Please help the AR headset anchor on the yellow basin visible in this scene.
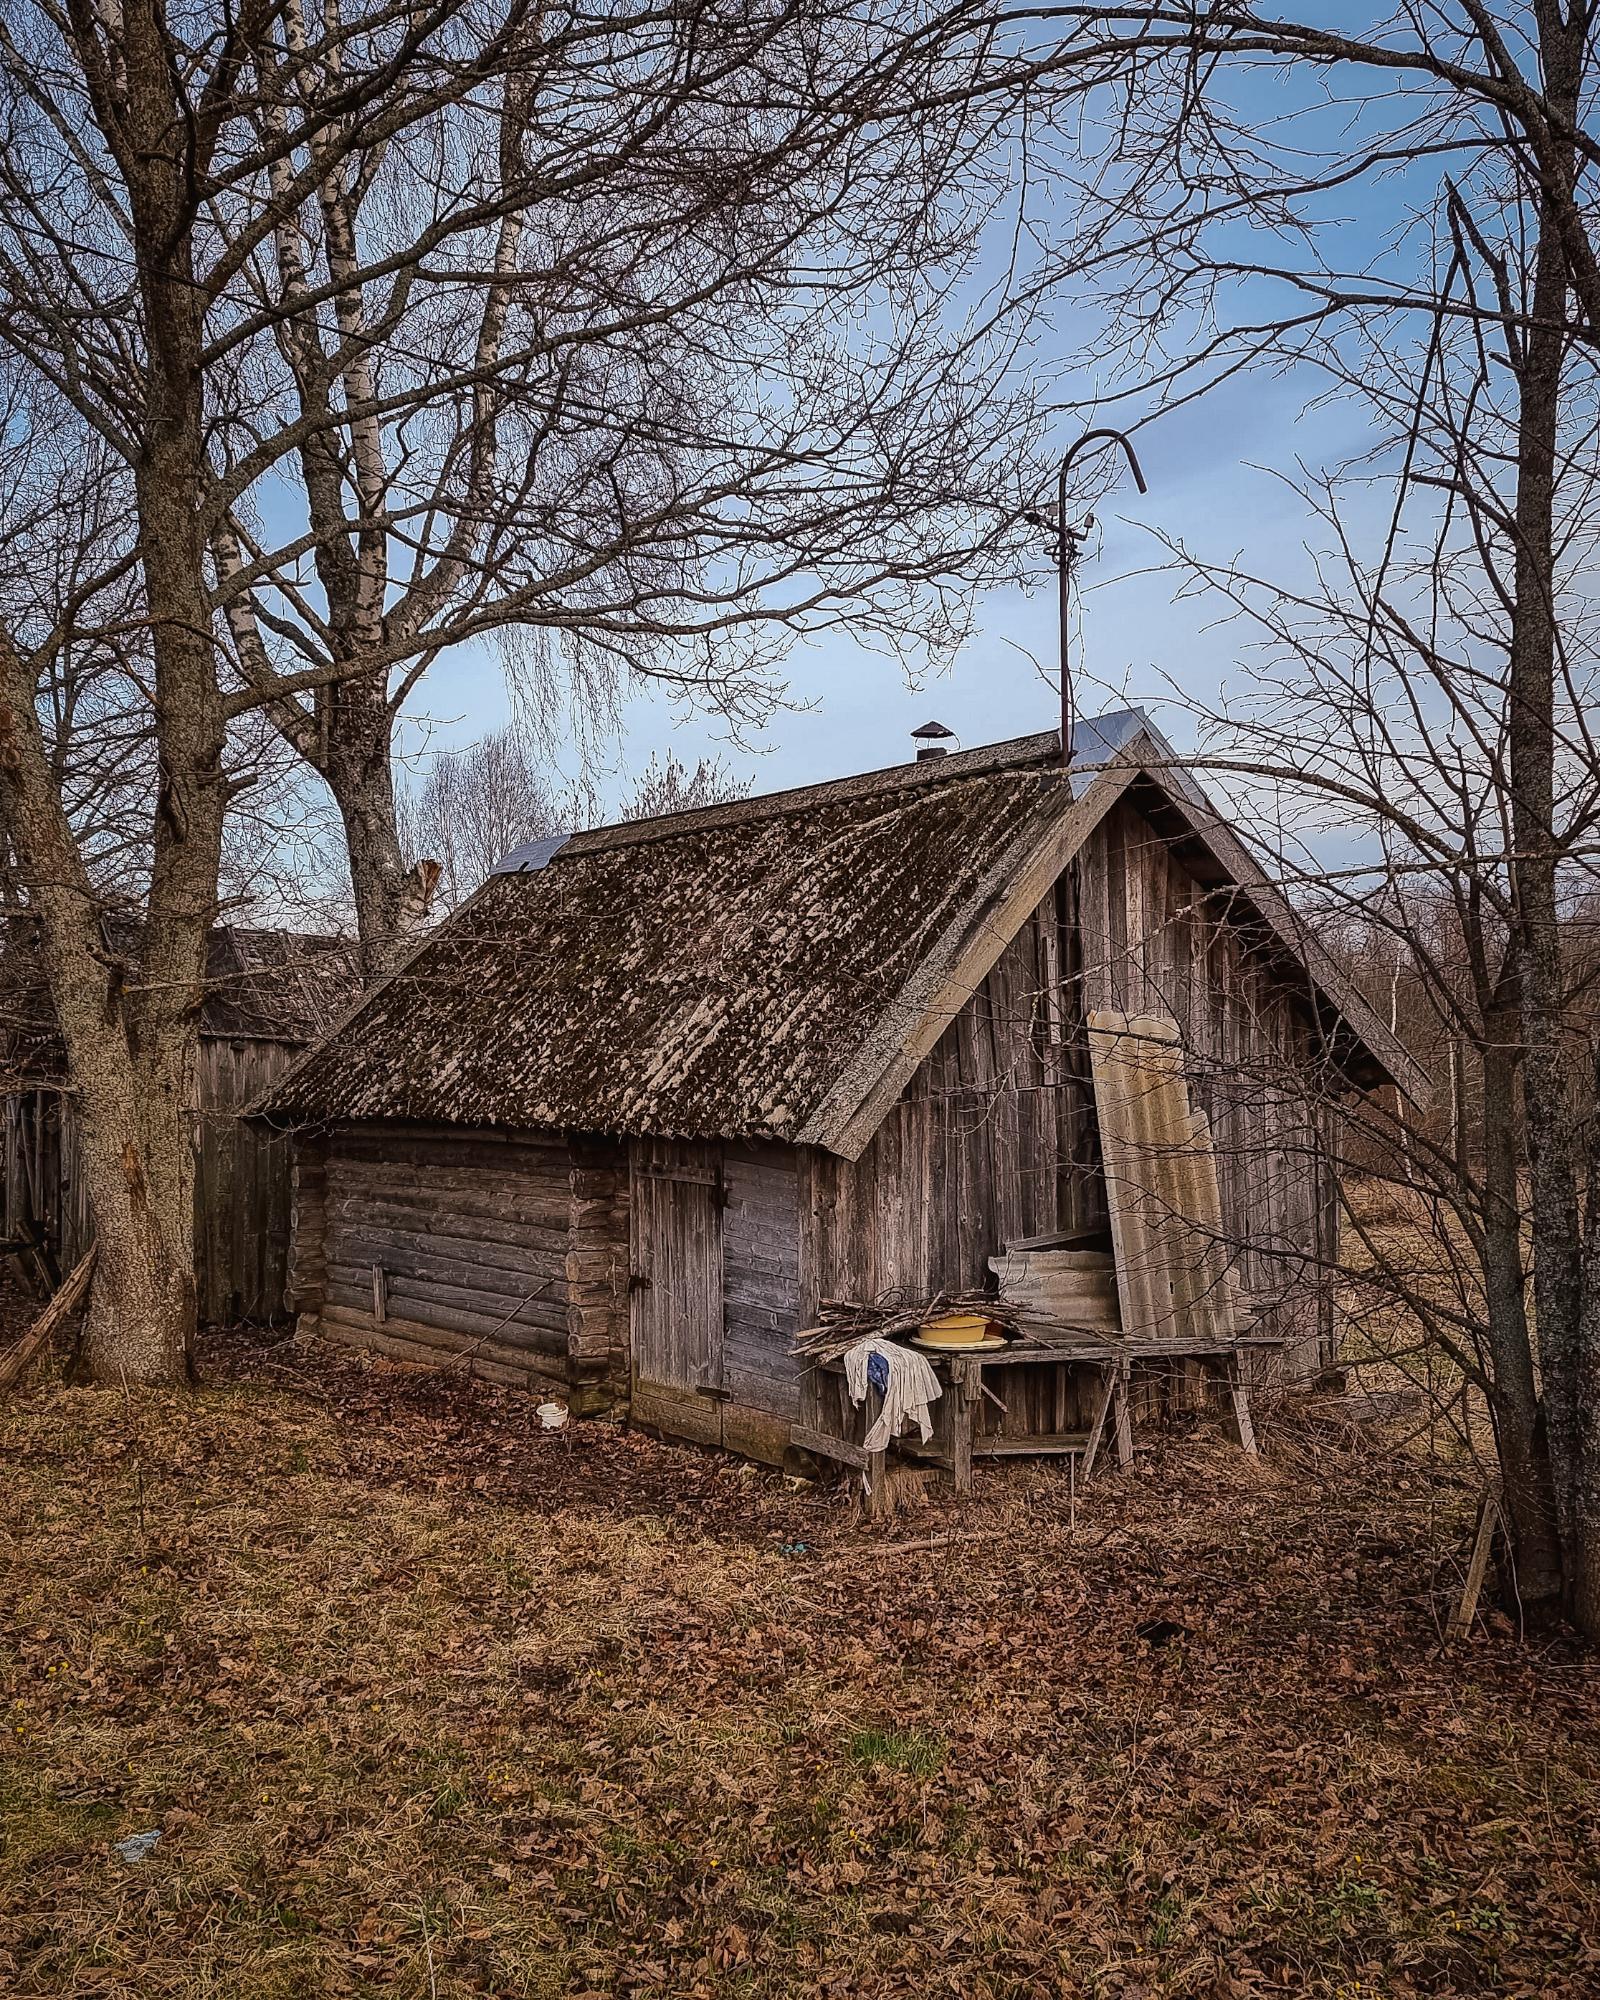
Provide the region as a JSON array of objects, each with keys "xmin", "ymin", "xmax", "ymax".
[{"xmin": 918, "ymin": 1312, "xmax": 997, "ymax": 1348}]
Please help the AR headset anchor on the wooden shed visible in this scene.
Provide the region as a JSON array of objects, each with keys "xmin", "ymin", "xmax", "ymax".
[
  {"xmin": 258, "ymin": 713, "xmax": 1421, "ymax": 1468},
  {"xmin": 0, "ymin": 918, "xmax": 356, "ymax": 1321}
]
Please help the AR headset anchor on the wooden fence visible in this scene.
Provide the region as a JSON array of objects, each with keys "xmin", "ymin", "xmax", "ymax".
[{"xmin": 2, "ymin": 1037, "xmax": 301, "ymax": 1324}]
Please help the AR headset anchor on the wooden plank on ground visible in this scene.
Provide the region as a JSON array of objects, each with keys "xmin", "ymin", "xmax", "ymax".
[
  {"xmin": 1448, "ymin": 1487, "xmax": 1502, "ymax": 1640},
  {"xmin": 1079, "ymin": 1364, "xmax": 1116, "ymax": 1481},
  {"xmin": 0, "ymin": 1247, "xmax": 95, "ymax": 1392},
  {"xmin": 1223, "ymin": 1353, "xmax": 1258, "ymax": 1456}
]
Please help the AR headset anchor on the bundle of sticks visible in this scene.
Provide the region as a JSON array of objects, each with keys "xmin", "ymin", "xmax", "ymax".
[{"xmin": 791, "ymin": 1288, "xmax": 1024, "ymax": 1365}]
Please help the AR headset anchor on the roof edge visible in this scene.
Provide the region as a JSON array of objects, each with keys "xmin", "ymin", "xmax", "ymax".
[
  {"xmin": 554, "ymin": 729, "xmax": 1063, "ymax": 861},
  {"xmin": 799, "ymin": 722, "xmax": 1429, "ymax": 1158},
  {"xmin": 799, "ymin": 751, "xmax": 1144, "ymax": 1159}
]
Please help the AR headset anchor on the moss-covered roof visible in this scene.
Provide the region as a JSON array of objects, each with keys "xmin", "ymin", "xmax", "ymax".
[
  {"xmin": 258, "ymin": 713, "xmax": 1427, "ymax": 1149},
  {"xmin": 261, "ymin": 732, "xmax": 1070, "ymax": 1142}
]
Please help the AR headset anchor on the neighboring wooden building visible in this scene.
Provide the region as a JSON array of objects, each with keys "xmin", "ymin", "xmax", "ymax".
[
  {"xmin": 0, "ymin": 920, "xmax": 355, "ymax": 1321},
  {"xmin": 259, "ymin": 712, "xmax": 1422, "ymax": 1466}
]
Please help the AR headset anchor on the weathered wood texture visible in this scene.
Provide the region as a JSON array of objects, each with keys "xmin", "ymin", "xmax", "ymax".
[
  {"xmin": 192, "ymin": 1040, "xmax": 301, "ymax": 1322},
  {"xmin": 800, "ymin": 874, "xmax": 1099, "ymax": 1316},
  {"xmin": 798, "ymin": 807, "xmax": 1333, "ymax": 1387},
  {"xmin": 628, "ymin": 1138, "xmax": 799, "ymax": 1465},
  {"xmin": 631, "ymin": 1138, "xmax": 724, "ymax": 1416},
  {"xmin": 722, "ymin": 1143, "xmax": 802, "ymax": 1419},
  {"xmin": 304, "ymin": 1121, "xmax": 628, "ymax": 1404},
  {"xmin": 1086, "ymin": 1009, "xmax": 1239, "ymax": 1347},
  {"xmin": 1076, "ymin": 804, "xmax": 1330, "ymax": 1368},
  {"xmin": 3, "ymin": 1039, "xmax": 303, "ymax": 1323},
  {"xmin": 286, "ymin": 795, "xmax": 1337, "ymax": 1445}
]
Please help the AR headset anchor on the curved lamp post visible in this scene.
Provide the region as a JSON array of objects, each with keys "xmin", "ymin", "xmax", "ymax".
[{"xmin": 1041, "ymin": 428, "xmax": 1148, "ymax": 766}]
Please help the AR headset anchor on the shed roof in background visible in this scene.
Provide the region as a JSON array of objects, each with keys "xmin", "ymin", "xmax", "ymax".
[
  {"xmin": 0, "ymin": 917, "xmax": 358, "ymax": 1091},
  {"xmin": 197, "ymin": 925, "xmax": 360, "ymax": 1042},
  {"xmin": 258, "ymin": 712, "xmax": 1426, "ymax": 1153}
]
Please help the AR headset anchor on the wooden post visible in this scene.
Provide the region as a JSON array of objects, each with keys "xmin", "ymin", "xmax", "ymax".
[
  {"xmin": 1448, "ymin": 1486, "xmax": 1501, "ymax": 1640},
  {"xmin": 864, "ymin": 1381, "xmax": 889, "ymax": 1518},
  {"xmin": 1113, "ymin": 1356, "xmax": 1134, "ymax": 1468},
  {"xmin": 1223, "ymin": 1352, "xmax": 1258, "ymax": 1457},
  {"xmin": 0, "ymin": 1248, "xmax": 95, "ymax": 1393},
  {"xmin": 951, "ymin": 1357, "xmax": 976, "ymax": 1499},
  {"xmin": 1080, "ymin": 1363, "xmax": 1116, "ymax": 1481}
]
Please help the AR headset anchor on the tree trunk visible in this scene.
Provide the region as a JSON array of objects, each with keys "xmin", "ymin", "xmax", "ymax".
[
  {"xmin": 1503, "ymin": 47, "xmax": 1590, "ymax": 1624},
  {"xmin": 1571, "ymin": 1036, "xmax": 1600, "ymax": 1637},
  {"xmin": 324, "ymin": 671, "xmax": 441, "ymax": 977},
  {"xmin": 72, "ymin": 1079, "xmax": 195, "ymax": 1386},
  {"xmin": 1509, "ymin": 224, "xmax": 1580, "ymax": 1512},
  {"xmin": 0, "ymin": 633, "xmax": 202, "ymax": 1387},
  {"xmin": 330, "ymin": 691, "xmax": 407, "ymax": 973},
  {"xmin": 0, "ymin": 0, "xmax": 233, "ymax": 1387},
  {"xmin": 1480, "ymin": 1029, "xmax": 1565, "ymax": 1608}
]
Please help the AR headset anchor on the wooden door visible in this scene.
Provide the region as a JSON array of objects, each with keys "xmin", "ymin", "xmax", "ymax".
[{"xmin": 631, "ymin": 1139, "xmax": 725, "ymax": 1445}]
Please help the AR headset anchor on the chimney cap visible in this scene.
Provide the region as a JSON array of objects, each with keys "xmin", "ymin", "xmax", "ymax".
[{"xmin": 911, "ymin": 719, "xmax": 956, "ymax": 740}]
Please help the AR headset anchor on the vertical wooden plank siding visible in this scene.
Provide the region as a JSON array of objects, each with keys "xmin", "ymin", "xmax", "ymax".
[
  {"xmin": 629, "ymin": 1137, "xmax": 726, "ymax": 1447},
  {"xmin": 1, "ymin": 1039, "xmax": 310, "ymax": 1323},
  {"xmin": 800, "ymin": 800, "xmax": 1331, "ymax": 1376},
  {"xmin": 721, "ymin": 1143, "xmax": 802, "ymax": 1413},
  {"xmin": 191, "ymin": 1039, "xmax": 302, "ymax": 1322}
]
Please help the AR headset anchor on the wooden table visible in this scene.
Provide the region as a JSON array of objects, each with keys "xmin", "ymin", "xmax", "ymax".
[
  {"xmin": 918, "ymin": 1345, "xmax": 1128, "ymax": 1499},
  {"xmin": 793, "ymin": 1336, "xmax": 1270, "ymax": 1512}
]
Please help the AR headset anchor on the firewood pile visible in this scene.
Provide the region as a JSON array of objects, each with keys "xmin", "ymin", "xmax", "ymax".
[{"xmin": 791, "ymin": 1288, "xmax": 1023, "ymax": 1365}]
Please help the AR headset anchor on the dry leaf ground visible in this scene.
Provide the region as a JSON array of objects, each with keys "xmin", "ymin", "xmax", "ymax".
[{"xmin": 3, "ymin": 1323, "xmax": 1598, "ymax": 1999}]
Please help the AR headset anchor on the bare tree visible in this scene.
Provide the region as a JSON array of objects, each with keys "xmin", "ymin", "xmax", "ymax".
[
  {"xmin": 398, "ymin": 723, "xmax": 559, "ymax": 910},
  {"xmin": 192, "ymin": 0, "xmax": 1067, "ymax": 972},
  {"xmin": 1023, "ymin": 3, "xmax": 1600, "ymax": 1626},
  {"xmin": 399, "ymin": 725, "xmax": 750, "ymax": 908},
  {"xmin": 0, "ymin": 1, "xmax": 1072, "ymax": 1381},
  {"xmin": 619, "ymin": 751, "xmax": 751, "ymax": 824}
]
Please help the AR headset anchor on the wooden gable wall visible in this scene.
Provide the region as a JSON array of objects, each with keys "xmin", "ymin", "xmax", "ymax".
[{"xmin": 799, "ymin": 798, "xmax": 1335, "ymax": 1360}]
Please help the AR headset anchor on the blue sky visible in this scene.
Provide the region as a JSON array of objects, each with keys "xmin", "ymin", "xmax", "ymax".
[
  {"xmin": 387, "ymin": 28, "xmax": 1446, "ymax": 824},
  {"xmin": 399, "ymin": 359, "xmax": 1371, "ymax": 810}
]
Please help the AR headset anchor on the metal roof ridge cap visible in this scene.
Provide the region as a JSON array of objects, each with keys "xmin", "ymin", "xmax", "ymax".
[{"xmin": 553, "ymin": 729, "xmax": 1064, "ymax": 861}]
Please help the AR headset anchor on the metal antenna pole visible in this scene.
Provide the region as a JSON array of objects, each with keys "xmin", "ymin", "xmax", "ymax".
[{"xmin": 1053, "ymin": 428, "xmax": 1147, "ymax": 767}]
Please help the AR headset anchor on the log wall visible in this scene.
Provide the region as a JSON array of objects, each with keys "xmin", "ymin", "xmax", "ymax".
[{"xmin": 295, "ymin": 1121, "xmax": 628, "ymax": 1405}]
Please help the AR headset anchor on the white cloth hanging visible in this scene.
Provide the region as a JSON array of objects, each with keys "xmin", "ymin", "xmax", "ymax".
[{"xmin": 842, "ymin": 1337, "xmax": 942, "ymax": 1454}]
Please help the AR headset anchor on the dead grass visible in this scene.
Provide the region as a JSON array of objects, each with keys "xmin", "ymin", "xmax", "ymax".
[
  {"xmin": 3, "ymin": 1332, "xmax": 1600, "ymax": 1998},
  {"xmin": 1335, "ymin": 1179, "xmax": 1506, "ymax": 1465}
]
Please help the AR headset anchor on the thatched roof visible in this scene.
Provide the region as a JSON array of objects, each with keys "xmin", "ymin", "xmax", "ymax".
[
  {"xmin": 258, "ymin": 715, "xmax": 1425, "ymax": 1156},
  {"xmin": 0, "ymin": 916, "xmax": 357, "ymax": 1091}
]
